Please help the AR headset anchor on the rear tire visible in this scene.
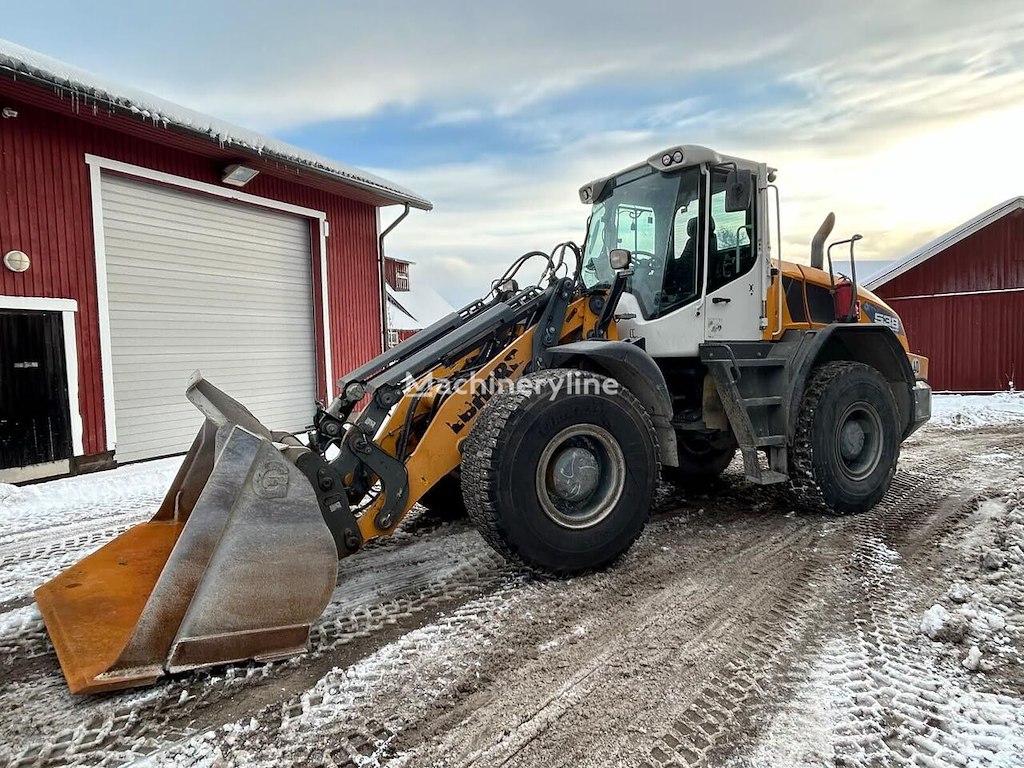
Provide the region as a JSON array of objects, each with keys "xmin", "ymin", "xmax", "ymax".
[
  {"xmin": 662, "ymin": 434, "xmax": 736, "ymax": 491},
  {"xmin": 789, "ymin": 361, "xmax": 899, "ymax": 515},
  {"xmin": 461, "ymin": 369, "xmax": 659, "ymax": 576},
  {"xmin": 417, "ymin": 471, "xmax": 468, "ymax": 520}
]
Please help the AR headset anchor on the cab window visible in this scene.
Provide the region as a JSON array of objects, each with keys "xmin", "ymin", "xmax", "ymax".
[
  {"xmin": 707, "ymin": 170, "xmax": 756, "ymax": 293},
  {"xmin": 615, "ymin": 205, "xmax": 655, "ymax": 255},
  {"xmin": 661, "ymin": 202, "xmax": 700, "ymax": 314},
  {"xmin": 581, "ymin": 166, "xmax": 701, "ymax": 319}
]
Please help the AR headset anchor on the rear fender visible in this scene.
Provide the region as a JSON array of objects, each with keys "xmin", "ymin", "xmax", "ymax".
[{"xmin": 543, "ymin": 340, "xmax": 678, "ymax": 467}]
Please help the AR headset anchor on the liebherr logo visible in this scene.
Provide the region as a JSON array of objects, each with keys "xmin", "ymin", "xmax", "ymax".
[{"xmin": 445, "ymin": 348, "xmax": 523, "ymax": 434}]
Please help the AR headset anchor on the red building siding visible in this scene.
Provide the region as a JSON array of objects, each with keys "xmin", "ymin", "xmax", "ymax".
[
  {"xmin": 872, "ymin": 211, "xmax": 1024, "ymax": 392},
  {"xmin": 0, "ymin": 86, "xmax": 383, "ymax": 457},
  {"xmin": 886, "ymin": 293, "xmax": 1023, "ymax": 392},
  {"xmin": 876, "ymin": 210, "xmax": 1024, "ymax": 297}
]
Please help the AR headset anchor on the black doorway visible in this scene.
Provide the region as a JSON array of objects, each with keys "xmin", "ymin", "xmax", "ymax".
[{"xmin": 0, "ymin": 310, "xmax": 72, "ymax": 470}]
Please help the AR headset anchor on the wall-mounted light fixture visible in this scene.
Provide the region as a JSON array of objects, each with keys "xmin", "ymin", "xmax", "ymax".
[
  {"xmin": 4, "ymin": 250, "xmax": 30, "ymax": 272},
  {"xmin": 221, "ymin": 163, "xmax": 259, "ymax": 187},
  {"xmin": 2, "ymin": 107, "xmax": 18, "ymax": 119}
]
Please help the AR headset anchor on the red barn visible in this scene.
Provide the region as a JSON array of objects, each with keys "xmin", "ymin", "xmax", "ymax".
[
  {"xmin": 866, "ymin": 198, "xmax": 1024, "ymax": 393},
  {"xmin": 383, "ymin": 257, "xmax": 456, "ymax": 346},
  {"xmin": 0, "ymin": 41, "xmax": 431, "ymax": 482}
]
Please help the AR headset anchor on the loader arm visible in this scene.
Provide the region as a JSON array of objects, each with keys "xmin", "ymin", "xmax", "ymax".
[{"xmin": 357, "ymin": 292, "xmax": 607, "ymax": 542}]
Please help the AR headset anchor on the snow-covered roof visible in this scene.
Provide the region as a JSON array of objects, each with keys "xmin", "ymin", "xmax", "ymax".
[
  {"xmin": 0, "ymin": 38, "xmax": 431, "ymax": 211},
  {"xmin": 386, "ymin": 283, "xmax": 456, "ymax": 331},
  {"xmin": 386, "ymin": 292, "xmax": 417, "ymax": 330},
  {"xmin": 865, "ymin": 197, "xmax": 1024, "ymax": 290}
]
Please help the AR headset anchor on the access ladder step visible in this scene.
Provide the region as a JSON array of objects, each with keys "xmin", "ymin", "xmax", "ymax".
[
  {"xmin": 743, "ymin": 396, "xmax": 783, "ymax": 408},
  {"xmin": 734, "ymin": 358, "xmax": 787, "ymax": 368},
  {"xmin": 754, "ymin": 435, "xmax": 787, "ymax": 447},
  {"xmin": 749, "ymin": 470, "xmax": 789, "ymax": 485}
]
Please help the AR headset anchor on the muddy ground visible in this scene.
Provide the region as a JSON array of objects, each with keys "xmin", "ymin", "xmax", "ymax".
[{"xmin": 1, "ymin": 422, "xmax": 1022, "ymax": 767}]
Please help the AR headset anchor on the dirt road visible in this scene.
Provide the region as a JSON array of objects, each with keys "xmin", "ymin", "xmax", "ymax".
[{"xmin": 1, "ymin": 422, "xmax": 1022, "ymax": 767}]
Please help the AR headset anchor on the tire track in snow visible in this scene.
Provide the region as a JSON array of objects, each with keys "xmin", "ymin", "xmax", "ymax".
[
  {"xmin": 139, "ymin": 515, "xmax": 822, "ymax": 768},
  {"xmin": 731, "ymin": 471, "xmax": 1024, "ymax": 766},
  {"xmin": 0, "ymin": 529, "xmax": 511, "ymax": 768},
  {"xmin": 638, "ymin": 451, "xmax": 1013, "ymax": 768},
  {"xmin": 816, "ymin": 530, "xmax": 1022, "ymax": 765},
  {"xmin": 3, "ymin": 427, "xmax": 1022, "ymax": 767}
]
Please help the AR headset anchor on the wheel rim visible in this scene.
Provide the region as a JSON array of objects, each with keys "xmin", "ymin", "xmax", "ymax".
[
  {"xmin": 833, "ymin": 402, "xmax": 884, "ymax": 482},
  {"xmin": 535, "ymin": 424, "xmax": 626, "ymax": 530}
]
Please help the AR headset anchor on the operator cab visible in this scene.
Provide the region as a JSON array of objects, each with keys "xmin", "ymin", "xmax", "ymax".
[{"xmin": 580, "ymin": 145, "xmax": 770, "ymax": 357}]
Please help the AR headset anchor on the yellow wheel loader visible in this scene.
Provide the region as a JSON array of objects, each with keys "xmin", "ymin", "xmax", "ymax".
[{"xmin": 36, "ymin": 145, "xmax": 932, "ymax": 693}]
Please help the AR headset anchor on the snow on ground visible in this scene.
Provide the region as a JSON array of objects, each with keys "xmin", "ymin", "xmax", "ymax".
[
  {"xmin": 0, "ymin": 458, "xmax": 180, "ymax": 603},
  {"xmin": 727, "ymin": 641, "xmax": 844, "ymax": 767},
  {"xmin": 1, "ymin": 390, "xmax": 1023, "ymax": 767},
  {"xmin": 0, "ymin": 457, "xmax": 181, "ymax": 534},
  {"xmin": 736, "ymin": 488, "xmax": 1024, "ymax": 767},
  {"xmin": 138, "ymin": 574, "xmax": 533, "ymax": 768},
  {"xmin": 931, "ymin": 391, "xmax": 1024, "ymax": 429}
]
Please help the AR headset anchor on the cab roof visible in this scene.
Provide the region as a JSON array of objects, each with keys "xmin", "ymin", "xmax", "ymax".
[{"xmin": 578, "ymin": 144, "xmax": 770, "ymax": 205}]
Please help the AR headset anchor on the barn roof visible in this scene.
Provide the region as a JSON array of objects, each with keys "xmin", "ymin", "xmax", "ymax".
[
  {"xmin": 0, "ymin": 38, "xmax": 432, "ymax": 211},
  {"xmin": 865, "ymin": 197, "xmax": 1024, "ymax": 290}
]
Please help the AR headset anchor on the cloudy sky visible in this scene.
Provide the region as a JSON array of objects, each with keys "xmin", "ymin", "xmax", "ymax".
[{"xmin": 5, "ymin": 1, "xmax": 1024, "ymax": 304}]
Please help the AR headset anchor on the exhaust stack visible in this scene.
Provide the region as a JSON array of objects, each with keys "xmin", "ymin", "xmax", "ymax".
[{"xmin": 810, "ymin": 212, "xmax": 836, "ymax": 270}]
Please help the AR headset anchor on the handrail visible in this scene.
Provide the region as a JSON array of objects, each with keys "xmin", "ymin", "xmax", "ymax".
[
  {"xmin": 827, "ymin": 235, "xmax": 863, "ymax": 322},
  {"xmin": 768, "ymin": 185, "xmax": 784, "ymax": 338}
]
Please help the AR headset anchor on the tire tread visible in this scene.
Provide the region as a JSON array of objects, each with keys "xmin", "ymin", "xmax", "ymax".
[
  {"xmin": 461, "ymin": 368, "xmax": 659, "ymax": 576},
  {"xmin": 788, "ymin": 360, "xmax": 897, "ymax": 514}
]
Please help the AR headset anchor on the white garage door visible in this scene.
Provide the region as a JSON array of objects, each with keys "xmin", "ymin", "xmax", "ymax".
[{"xmin": 101, "ymin": 173, "xmax": 318, "ymax": 462}]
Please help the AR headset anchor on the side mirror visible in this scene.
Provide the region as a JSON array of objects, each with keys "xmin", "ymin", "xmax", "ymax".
[
  {"xmin": 609, "ymin": 248, "xmax": 632, "ymax": 270},
  {"xmin": 725, "ymin": 169, "xmax": 753, "ymax": 212}
]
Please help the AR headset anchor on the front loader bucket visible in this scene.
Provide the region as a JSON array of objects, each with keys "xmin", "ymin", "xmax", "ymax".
[{"xmin": 35, "ymin": 375, "xmax": 339, "ymax": 694}]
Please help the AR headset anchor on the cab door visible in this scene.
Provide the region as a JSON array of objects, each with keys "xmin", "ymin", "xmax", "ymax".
[
  {"xmin": 613, "ymin": 166, "xmax": 709, "ymax": 357},
  {"xmin": 703, "ymin": 167, "xmax": 765, "ymax": 342}
]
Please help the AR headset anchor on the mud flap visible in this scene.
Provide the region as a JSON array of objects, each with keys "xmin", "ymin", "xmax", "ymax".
[{"xmin": 35, "ymin": 375, "xmax": 339, "ymax": 694}]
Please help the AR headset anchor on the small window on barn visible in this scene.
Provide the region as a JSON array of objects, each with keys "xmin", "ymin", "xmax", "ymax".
[
  {"xmin": 387, "ymin": 329, "xmax": 400, "ymax": 348},
  {"xmin": 395, "ymin": 263, "xmax": 410, "ymax": 291}
]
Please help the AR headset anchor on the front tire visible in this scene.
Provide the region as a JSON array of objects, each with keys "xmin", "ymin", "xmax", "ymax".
[
  {"xmin": 789, "ymin": 361, "xmax": 900, "ymax": 515},
  {"xmin": 461, "ymin": 369, "xmax": 659, "ymax": 576}
]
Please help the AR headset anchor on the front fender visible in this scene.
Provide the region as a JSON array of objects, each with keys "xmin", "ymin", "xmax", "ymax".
[{"xmin": 542, "ymin": 340, "xmax": 678, "ymax": 467}]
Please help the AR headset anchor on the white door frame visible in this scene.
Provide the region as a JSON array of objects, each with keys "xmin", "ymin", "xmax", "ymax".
[
  {"xmin": 85, "ymin": 154, "xmax": 332, "ymax": 452},
  {"xmin": 0, "ymin": 295, "xmax": 83, "ymax": 456}
]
